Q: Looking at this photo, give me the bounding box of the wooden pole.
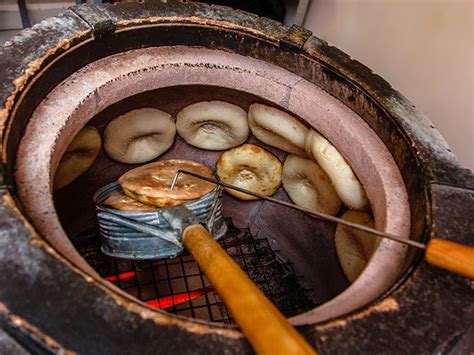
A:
[183,224,317,355]
[425,238,474,279]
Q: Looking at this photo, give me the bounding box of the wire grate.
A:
[74,220,316,324]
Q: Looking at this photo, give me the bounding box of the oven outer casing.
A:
[0,3,472,353]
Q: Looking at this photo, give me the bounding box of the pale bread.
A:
[282,154,341,215]
[305,129,369,210]
[335,210,378,282]
[176,101,249,150]
[104,108,176,164]
[53,126,101,190]
[248,103,308,156]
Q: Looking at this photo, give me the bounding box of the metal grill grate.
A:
[74,220,316,324]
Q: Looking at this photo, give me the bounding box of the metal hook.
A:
[170,169,426,250]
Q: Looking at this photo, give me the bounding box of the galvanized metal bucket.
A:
[93,181,227,260]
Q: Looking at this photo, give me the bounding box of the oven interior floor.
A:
[74,219,317,324]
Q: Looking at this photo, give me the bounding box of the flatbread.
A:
[102,192,156,211]
[119,160,215,207]
[216,144,282,200]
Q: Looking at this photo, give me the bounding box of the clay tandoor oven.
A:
[0,3,473,354]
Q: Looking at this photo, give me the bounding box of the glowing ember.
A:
[145,289,212,309]
[105,271,136,281]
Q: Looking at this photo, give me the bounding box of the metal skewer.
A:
[170,169,426,250]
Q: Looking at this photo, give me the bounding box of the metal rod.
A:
[170,170,426,250]
[17,0,31,28]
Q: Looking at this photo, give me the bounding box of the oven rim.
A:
[0,3,472,353]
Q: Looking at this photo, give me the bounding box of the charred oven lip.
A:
[1,3,472,352]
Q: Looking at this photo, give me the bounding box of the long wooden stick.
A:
[173,170,474,280]
[183,224,317,355]
[425,238,474,279]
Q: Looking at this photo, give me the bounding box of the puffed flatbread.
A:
[216,144,282,200]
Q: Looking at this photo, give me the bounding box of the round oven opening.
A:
[14,46,410,326]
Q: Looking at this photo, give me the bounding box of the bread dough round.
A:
[248,103,308,156]
[53,126,101,190]
[176,101,249,150]
[335,210,378,282]
[104,108,176,164]
[305,129,369,210]
[282,154,342,215]
[119,159,215,207]
[216,144,282,200]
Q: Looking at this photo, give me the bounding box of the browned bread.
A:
[102,192,156,211]
[216,144,282,200]
[119,160,214,207]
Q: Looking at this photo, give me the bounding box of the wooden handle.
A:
[183,224,316,355]
[425,238,474,279]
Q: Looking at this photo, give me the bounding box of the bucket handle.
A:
[205,185,223,233]
[97,210,183,248]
